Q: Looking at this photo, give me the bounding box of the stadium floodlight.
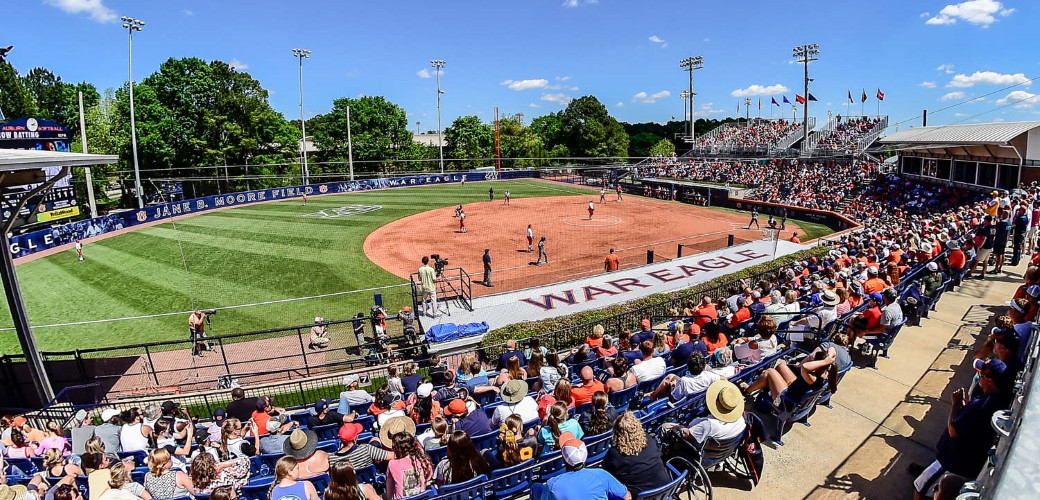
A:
[292,48,312,185]
[745,97,752,127]
[793,43,819,145]
[679,90,691,133]
[120,17,145,209]
[431,59,447,174]
[679,56,703,146]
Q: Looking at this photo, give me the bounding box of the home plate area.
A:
[301,205,383,218]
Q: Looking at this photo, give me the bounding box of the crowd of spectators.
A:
[694,119,801,150]
[816,116,884,152]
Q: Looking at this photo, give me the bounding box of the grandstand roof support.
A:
[793,44,819,146]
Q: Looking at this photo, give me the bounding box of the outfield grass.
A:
[701,206,833,241]
[1,180,596,353]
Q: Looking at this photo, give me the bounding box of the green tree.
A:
[648,138,675,156]
[529,112,566,158]
[558,96,629,158]
[311,95,413,173]
[628,132,663,157]
[0,62,36,118]
[498,115,544,168]
[444,115,493,164]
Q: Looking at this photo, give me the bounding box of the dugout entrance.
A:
[409,266,473,316]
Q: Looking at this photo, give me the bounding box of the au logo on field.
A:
[301,205,383,219]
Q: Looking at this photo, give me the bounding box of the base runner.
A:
[527,224,534,252]
[616,183,623,201]
[459,211,467,233]
[599,189,606,203]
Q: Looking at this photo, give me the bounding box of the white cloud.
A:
[937,63,955,74]
[228,59,248,71]
[996,90,1040,108]
[649,35,668,48]
[184,9,193,15]
[940,91,966,101]
[920,12,930,18]
[947,71,1030,87]
[528,103,541,108]
[703,38,710,42]
[541,93,573,105]
[555,76,572,81]
[730,84,791,97]
[546,83,579,91]
[501,79,549,91]
[562,0,598,6]
[44,0,116,23]
[954,112,969,117]
[631,90,671,104]
[920,81,937,88]
[416,68,432,79]
[615,102,624,108]
[698,102,726,116]
[926,0,1015,27]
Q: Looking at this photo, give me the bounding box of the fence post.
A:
[677,244,683,258]
[646,249,654,264]
[73,349,88,382]
[217,338,231,377]
[143,345,161,386]
[296,328,312,377]
[728,234,735,247]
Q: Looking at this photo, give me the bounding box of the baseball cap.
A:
[416,383,434,399]
[444,399,468,417]
[1006,300,1026,313]
[868,292,884,303]
[867,266,879,275]
[559,431,588,466]
[973,358,1008,380]
[338,423,363,443]
[926,262,939,272]
[314,316,323,323]
[256,397,271,411]
[212,408,226,425]
[343,374,360,387]
[100,408,120,422]
[314,399,329,413]
[161,401,180,413]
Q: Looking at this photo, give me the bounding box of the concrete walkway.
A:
[706,262,1025,500]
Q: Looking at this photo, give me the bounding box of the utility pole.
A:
[78,91,98,219]
[292,48,311,184]
[120,16,145,208]
[347,106,354,181]
[679,56,703,145]
[793,43,819,146]
[431,59,446,173]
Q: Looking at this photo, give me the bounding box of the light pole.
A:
[416,121,420,135]
[431,59,446,174]
[292,48,311,185]
[793,43,819,145]
[744,98,751,127]
[678,89,686,136]
[121,16,145,209]
[679,56,703,146]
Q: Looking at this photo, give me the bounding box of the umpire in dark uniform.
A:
[483,249,493,286]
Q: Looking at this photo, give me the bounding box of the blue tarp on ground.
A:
[426,321,489,343]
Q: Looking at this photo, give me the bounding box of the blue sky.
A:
[5,0,1040,131]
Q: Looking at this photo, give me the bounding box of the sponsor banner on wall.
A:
[9,170,532,257]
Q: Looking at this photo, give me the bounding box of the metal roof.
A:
[878,121,1040,145]
[0,149,119,171]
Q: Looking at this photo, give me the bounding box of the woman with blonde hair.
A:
[100,462,151,500]
[143,448,194,499]
[269,456,319,500]
[38,421,71,456]
[495,415,536,468]
[601,411,671,496]
[585,324,605,348]
[219,418,258,460]
[552,379,574,409]
[652,332,670,357]
[42,448,82,478]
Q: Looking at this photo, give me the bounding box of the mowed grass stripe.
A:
[1,180,598,352]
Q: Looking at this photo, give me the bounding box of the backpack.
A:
[738,412,767,486]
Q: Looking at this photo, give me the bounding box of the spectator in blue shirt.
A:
[538,431,631,500]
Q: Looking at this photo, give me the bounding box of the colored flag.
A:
[876,88,885,101]
[808,93,818,102]
[861,89,867,103]
[795,94,806,104]
[771,97,780,106]
[847,90,853,103]
[736,102,740,115]
[782,96,791,104]
[758,97,762,110]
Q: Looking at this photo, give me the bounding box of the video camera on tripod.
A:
[430,254,449,277]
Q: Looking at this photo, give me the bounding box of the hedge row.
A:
[479,246,830,355]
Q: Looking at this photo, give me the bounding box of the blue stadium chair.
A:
[356,431,375,444]
[535,449,567,481]
[755,384,828,445]
[488,459,536,500]
[432,474,488,500]
[862,319,907,369]
[249,456,271,477]
[30,457,44,473]
[304,473,331,497]
[416,422,432,436]
[427,445,448,465]
[637,373,667,395]
[399,492,433,500]
[165,497,193,500]
[583,431,612,466]
[524,376,543,393]
[75,476,90,498]
[117,450,148,467]
[482,402,503,419]
[355,464,386,494]
[353,414,376,433]
[317,439,338,453]
[633,468,687,500]
[312,423,339,442]
[470,429,499,452]
[290,411,311,428]
[472,389,499,407]
[352,402,373,415]
[5,458,35,476]
[240,477,275,500]
[195,494,210,500]
[5,474,32,486]
[130,467,147,484]
[608,385,639,412]
[259,452,282,473]
[521,418,540,435]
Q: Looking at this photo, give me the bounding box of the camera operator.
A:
[189,309,213,356]
[418,256,438,318]
[309,316,330,350]
[397,306,417,344]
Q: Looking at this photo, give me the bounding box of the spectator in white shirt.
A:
[629,341,667,384]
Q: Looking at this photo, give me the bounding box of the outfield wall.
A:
[9,170,535,258]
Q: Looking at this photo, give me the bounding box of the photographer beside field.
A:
[309,317,330,350]
[189,310,215,357]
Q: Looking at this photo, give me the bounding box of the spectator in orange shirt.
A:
[604,249,619,272]
[863,266,887,294]
[726,296,752,332]
[790,232,801,243]
[570,367,605,407]
[701,322,730,355]
[948,240,967,272]
[585,324,605,349]
[693,296,718,327]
